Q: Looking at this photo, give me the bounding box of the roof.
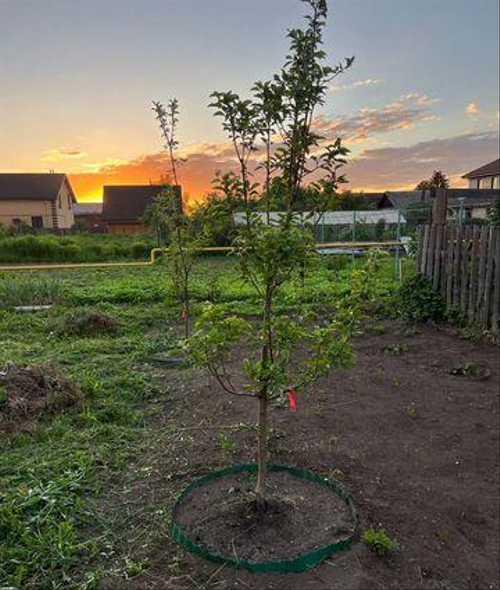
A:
[385,189,499,209]
[0,173,77,203]
[74,203,103,216]
[234,210,406,226]
[352,192,387,208]
[447,189,499,207]
[102,185,182,222]
[462,159,500,179]
[385,191,429,209]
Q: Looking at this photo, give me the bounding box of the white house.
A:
[462,158,500,190]
[0,173,76,230]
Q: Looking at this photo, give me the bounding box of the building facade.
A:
[102,185,182,235]
[462,159,500,190]
[0,173,76,230]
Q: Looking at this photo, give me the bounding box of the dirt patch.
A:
[175,469,356,564]
[91,320,499,590]
[0,363,82,433]
[58,311,119,337]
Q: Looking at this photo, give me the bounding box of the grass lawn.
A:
[1,257,498,590]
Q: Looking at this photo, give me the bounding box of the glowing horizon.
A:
[1,0,498,204]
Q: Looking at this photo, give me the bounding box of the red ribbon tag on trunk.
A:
[288,389,298,412]
[181,308,188,321]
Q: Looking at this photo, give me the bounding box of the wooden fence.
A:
[417,224,500,333]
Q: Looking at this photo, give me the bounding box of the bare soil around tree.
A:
[95,320,500,590]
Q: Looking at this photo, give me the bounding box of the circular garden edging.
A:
[171,463,359,574]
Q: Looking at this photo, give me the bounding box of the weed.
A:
[124,557,149,578]
[450,362,491,380]
[406,403,418,418]
[218,432,236,455]
[369,323,387,335]
[384,343,409,355]
[362,528,399,556]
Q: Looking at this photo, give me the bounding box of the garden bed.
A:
[92,319,499,590]
[173,465,357,569]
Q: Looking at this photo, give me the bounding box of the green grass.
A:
[0,233,157,264]
[0,255,406,589]
[1,255,407,309]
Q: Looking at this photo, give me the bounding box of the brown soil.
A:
[94,320,500,590]
[59,311,119,337]
[0,363,82,433]
[175,469,356,563]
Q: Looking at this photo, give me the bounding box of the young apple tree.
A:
[188,0,369,507]
[151,99,204,338]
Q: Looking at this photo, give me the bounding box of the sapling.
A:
[151,99,203,338]
[188,0,371,509]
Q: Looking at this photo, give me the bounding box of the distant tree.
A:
[334,191,369,211]
[190,172,244,246]
[415,170,450,191]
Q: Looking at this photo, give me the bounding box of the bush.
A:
[362,528,399,556]
[323,254,351,272]
[131,241,150,259]
[0,233,156,263]
[398,274,446,323]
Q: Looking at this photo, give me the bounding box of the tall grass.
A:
[0,275,65,308]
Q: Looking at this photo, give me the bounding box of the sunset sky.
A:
[1,0,499,205]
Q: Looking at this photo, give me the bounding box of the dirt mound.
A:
[59,311,119,337]
[0,363,83,433]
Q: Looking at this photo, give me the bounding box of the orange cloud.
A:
[70,147,241,204]
[69,97,497,204]
[466,102,480,116]
[314,93,439,143]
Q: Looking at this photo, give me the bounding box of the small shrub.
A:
[323,254,351,272]
[131,241,150,259]
[362,528,399,556]
[383,343,409,356]
[218,432,236,455]
[398,274,445,323]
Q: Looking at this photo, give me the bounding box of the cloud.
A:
[81,158,128,173]
[329,78,383,94]
[69,97,496,202]
[40,148,87,162]
[344,131,499,190]
[314,93,440,143]
[70,147,242,204]
[466,102,480,116]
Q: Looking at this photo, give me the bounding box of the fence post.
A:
[351,211,356,267]
[492,227,500,334]
[432,189,448,225]
[482,227,495,326]
[395,209,402,281]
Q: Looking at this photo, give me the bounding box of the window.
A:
[479,177,493,189]
[67,195,72,208]
[32,216,44,229]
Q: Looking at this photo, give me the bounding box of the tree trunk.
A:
[255,391,269,504]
